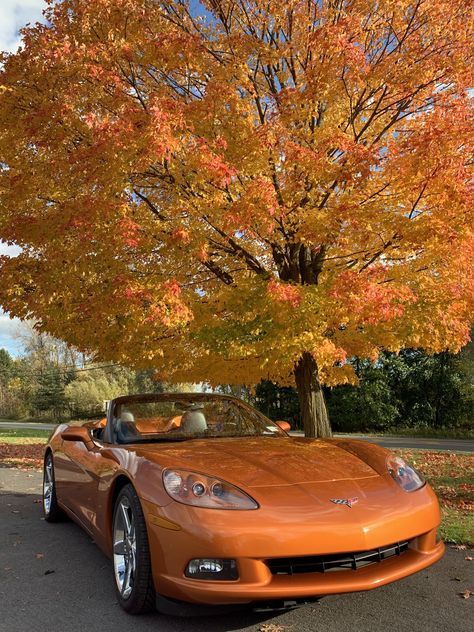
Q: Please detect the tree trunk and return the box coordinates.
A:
[294,352,332,438]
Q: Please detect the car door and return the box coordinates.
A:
[53,424,106,531]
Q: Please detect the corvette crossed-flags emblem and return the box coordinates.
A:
[330,497,359,509]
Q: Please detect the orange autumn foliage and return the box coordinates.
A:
[0,0,472,395]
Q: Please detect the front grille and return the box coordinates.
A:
[266,541,409,575]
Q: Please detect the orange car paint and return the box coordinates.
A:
[46,415,444,606]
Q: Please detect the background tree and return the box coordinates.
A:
[255,347,473,433]
[380,350,473,430]
[0,0,473,436]
[0,349,13,386]
[132,369,167,394]
[325,350,473,433]
[0,327,178,420]
[254,380,300,427]
[325,358,399,432]
[65,367,132,417]
[17,323,86,370]
[32,365,71,421]
[0,348,22,418]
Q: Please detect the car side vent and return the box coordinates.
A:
[266,541,410,575]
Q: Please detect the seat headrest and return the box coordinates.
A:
[181,410,207,433]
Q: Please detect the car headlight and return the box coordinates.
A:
[162,469,259,510]
[386,455,425,492]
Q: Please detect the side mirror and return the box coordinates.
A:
[275,420,291,432]
[61,426,94,449]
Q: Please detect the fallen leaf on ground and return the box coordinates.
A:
[451,544,467,550]
[35,553,44,559]
[0,443,44,469]
[465,556,473,561]
[459,590,473,599]
[44,569,55,576]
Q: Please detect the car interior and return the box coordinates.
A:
[86,398,285,444]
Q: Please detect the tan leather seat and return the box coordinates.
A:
[135,416,183,434]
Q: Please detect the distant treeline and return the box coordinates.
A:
[1,327,472,434]
[0,351,163,422]
[254,348,474,434]
[0,327,168,421]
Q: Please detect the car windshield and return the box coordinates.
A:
[113,395,287,444]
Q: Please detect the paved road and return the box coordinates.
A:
[1,420,473,452]
[339,435,474,453]
[290,431,474,453]
[0,468,473,632]
[0,421,57,431]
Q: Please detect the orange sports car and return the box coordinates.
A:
[43,393,444,615]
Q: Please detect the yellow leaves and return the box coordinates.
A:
[0,0,472,391]
[320,364,359,388]
[267,280,302,308]
[225,176,279,233]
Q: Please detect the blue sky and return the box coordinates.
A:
[0,243,22,356]
[0,0,47,53]
[0,0,207,54]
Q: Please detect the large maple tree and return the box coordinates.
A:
[0,0,473,436]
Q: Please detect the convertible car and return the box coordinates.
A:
[43,393,444,615]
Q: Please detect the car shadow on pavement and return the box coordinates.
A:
[0,477,289,632]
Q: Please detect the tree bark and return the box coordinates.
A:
[294,352,332,438]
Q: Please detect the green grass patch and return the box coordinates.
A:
[439,508,474,546]
[0,428,50,444]
[0,418,55,424]
[395,449,474,546]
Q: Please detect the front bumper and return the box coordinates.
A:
[157,535,443,604]
[142,476,444,605]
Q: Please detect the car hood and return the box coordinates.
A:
[132,437,380,487]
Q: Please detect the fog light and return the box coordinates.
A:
[185,558,238,580]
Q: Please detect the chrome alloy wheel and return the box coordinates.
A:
[43,456,54,515]
[113,497,137,599]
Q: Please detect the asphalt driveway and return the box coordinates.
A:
[0,467,473,632]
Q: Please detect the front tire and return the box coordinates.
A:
[112,484,155,614]
[43,452,63,522]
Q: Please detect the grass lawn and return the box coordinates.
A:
[0,430,472,545]
[0,428,51,444]
[393,449,474,546]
